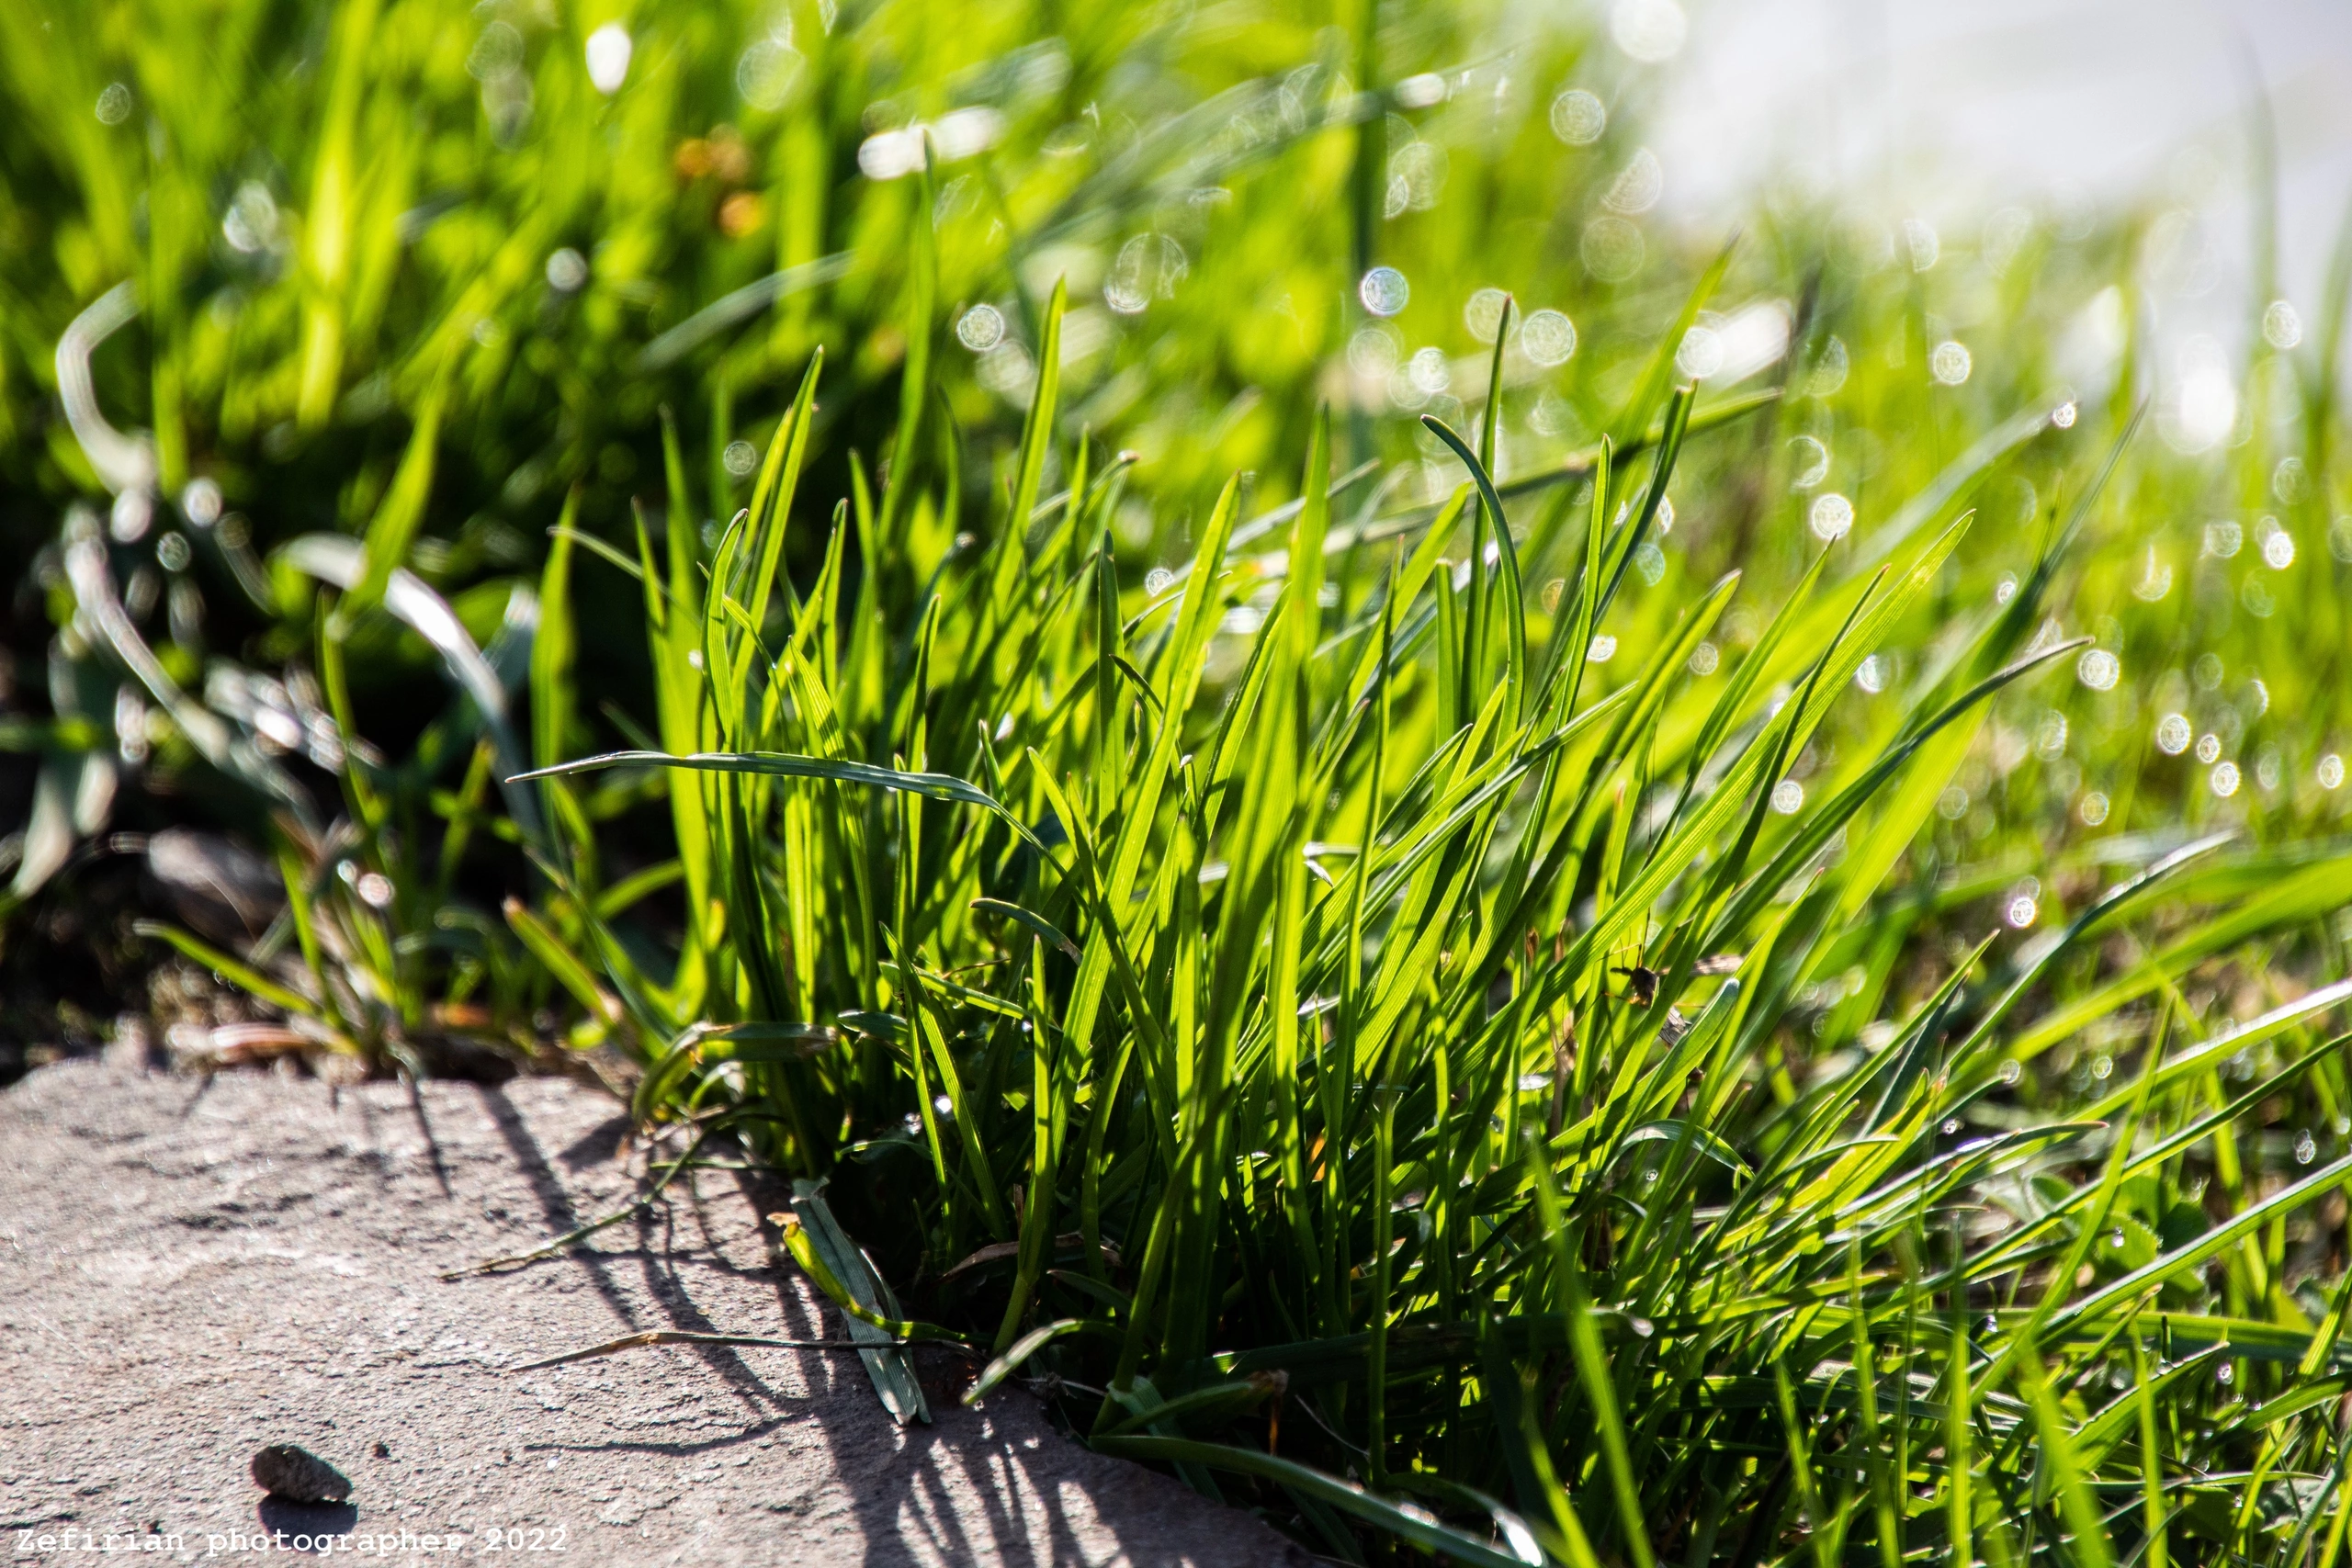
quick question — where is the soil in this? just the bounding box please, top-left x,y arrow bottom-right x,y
0,1056 -> 1308,1566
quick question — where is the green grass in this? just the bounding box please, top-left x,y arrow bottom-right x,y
14,1 -> 2352,1562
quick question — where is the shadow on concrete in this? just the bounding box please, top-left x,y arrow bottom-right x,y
256,1498 -> 360,1549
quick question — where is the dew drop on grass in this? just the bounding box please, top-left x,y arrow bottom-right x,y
469,21 -> 525,82
1675,325 -> 1722,379
1770,779 -> 1803,815
182,478 -> 223,527
96,83 -> 134,125
2036,711 -> 2069,758
1519,309 -> 1576,366
2194,732 -> 2221,764
978,342 -> 1035,400
115,688 -> 149,766
1903,218 -> 1940,271
223,182 -> 281,254
1464,288 -> 1510,344
957,304 -> 1004,351
546,247 -> 589,292
357,873 -> 394,909
1604,149 -> 1664,215
1809,337 -> 1849,396
1984,206 -> 2033,272
1940,1119 -> 1961,1136
2154,714 -> 2191,754
2320,754 -> 2346,790
2005,893 -> 2037,929
2091,1055 -> 2113,1079
723,441 -> 758,478
1689,641 -> 1719,675
1808,492 -> 1852,541
2204,520 -> 2242,558
1387,142 -> 1448,214
2263,529 -> 2296,569
2263,299 -> 2304,349
1854,654 -> 1884,694
1587,635 -> 1617,663
1349,326 -> 1400,378
2296,1131 -> 2318,1165
740,40 -> 805,112
2078,790 -> 2109,825
1550,89 -> 1606,146
1358,266 -> 1409,317
111,491 -> 153,544
1787,434 -> 1828,490
1998,1058 -> 2023,1086
2075,649 -> 2119,691
1107,234 -> 1187,313
1929,340 -> 1972,385
2052,400 -> 2077,428
1580,218 -> 1644,282
2210,760 -> 2240,796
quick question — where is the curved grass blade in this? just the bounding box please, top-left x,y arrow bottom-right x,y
967,1318 -> 1099,1404
511,1328 -> 886,1373
514,749 -> 1048,855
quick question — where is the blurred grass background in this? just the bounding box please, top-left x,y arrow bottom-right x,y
5,0 -> 2347,1237
9,0 -> 2342,851
0,0 -> 1636,1053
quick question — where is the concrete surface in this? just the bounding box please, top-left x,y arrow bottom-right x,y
0,1059 -> 1306,1566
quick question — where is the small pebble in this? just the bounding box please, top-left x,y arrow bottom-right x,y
252,1445 -> 351,1504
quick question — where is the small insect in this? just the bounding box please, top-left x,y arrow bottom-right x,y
1612,964 -> 1660,1006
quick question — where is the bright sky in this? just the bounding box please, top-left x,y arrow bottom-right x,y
1647,0 -> 2352,335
